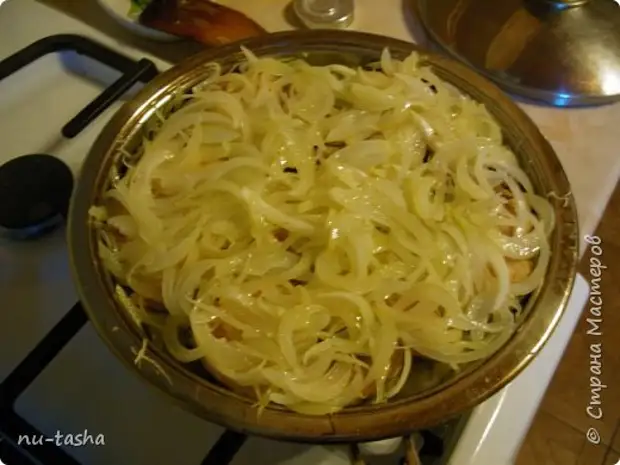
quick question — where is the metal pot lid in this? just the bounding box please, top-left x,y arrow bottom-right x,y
415,0 -> 620,107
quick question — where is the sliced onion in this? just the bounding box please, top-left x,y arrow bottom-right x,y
93,48 -> 555,415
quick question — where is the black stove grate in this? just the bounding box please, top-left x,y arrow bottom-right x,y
0,34 -> 248,465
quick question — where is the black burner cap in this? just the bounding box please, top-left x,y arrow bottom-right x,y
0,154 -> 74,238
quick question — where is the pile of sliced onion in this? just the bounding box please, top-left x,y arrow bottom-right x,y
90,48 -> 554,415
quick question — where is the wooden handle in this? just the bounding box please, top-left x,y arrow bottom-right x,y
140,0 -> 266,47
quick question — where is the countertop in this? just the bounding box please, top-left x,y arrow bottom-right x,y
36,0 -> 620,251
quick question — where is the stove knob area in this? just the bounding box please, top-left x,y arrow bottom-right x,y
293,0 -> 354,29
357,437 -> 403,456
355,433 -> 425,464
0,154 -> 73,240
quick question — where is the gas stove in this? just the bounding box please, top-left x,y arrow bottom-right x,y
0,2 -> 590,465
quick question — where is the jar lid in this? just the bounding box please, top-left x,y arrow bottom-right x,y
293,0 -> 354,29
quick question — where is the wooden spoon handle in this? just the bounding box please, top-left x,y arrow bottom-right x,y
140,0 -> 266,47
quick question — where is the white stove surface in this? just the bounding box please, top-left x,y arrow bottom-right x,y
0,2 -> 591,465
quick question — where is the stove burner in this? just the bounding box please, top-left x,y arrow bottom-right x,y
0,154 -> 73,239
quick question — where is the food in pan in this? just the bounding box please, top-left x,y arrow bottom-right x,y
90,49 -> 554,415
